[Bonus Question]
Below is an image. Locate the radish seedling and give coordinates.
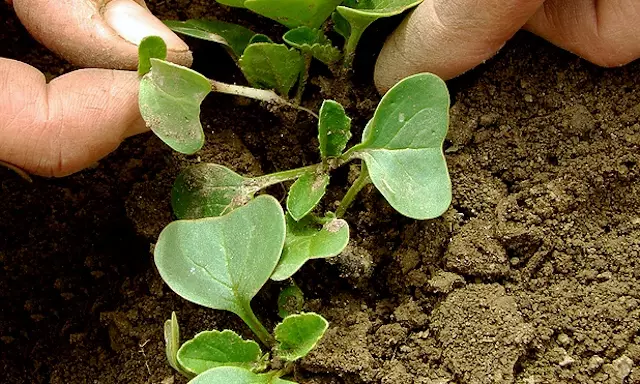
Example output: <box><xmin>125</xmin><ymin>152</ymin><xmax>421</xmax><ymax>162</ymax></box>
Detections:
<box><xmin>151</xmin><ymin>71</ymin><xmax>451</xmax><ymax>383</ymax></box>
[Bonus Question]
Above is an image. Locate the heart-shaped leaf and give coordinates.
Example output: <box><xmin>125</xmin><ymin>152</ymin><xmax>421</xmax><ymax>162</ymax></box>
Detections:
<box><xmin>177</xmin><ymin>330</ymin><xmax>262</xmax><ymax>375</ymax></box>
<box><xmin>138</xmin><ymin>36</ymin><xmax>167</xmax><ymax>76</ymax></box>
<box><xmin>165</xmin><ymin>19</ymin><xmax>256</xmax><ymax>57</ymax></box>
<box><xmin>240</xmin><ymin>43</ymin><xmax>305</xmax><ymax>96</ymax></box>
<box><xmin>350</xmin><ymin>73</ymin><xmax>451</xmax><ymax>219</ymax></box>
<box><xmin>172</xmin><ymin>163</ymin><xmax>257</xmax><ymax>219</ymax></box>
<box><xmin>244</xmin><ymin>0</ymin><xmax>342</xmax><ymax>29</ymax></box>
<box><xmin>271</xmin><ymin>214</ymin><xmax>349</xmax><ymax>281</ymax></box>
<box><xmin>155</xmin><ymin>195</ymin><xmax>286</xmax><ymax>323</ymax></box>
<box><xmin>318</xmin><ymin>100</ymin><xmax>351</xmax><ymax>158</ymax></box>
<box><xmin>275</xmin><ymin>313</ymin><xmax>328</xmax><ymax>361</ymax></box>
<box><xmin>188</xmin><ymin>367</ymin><xmax>297</xmax><ymax>384</ymax></box>
<box><xmin>286</xmin><ymin>172</ymin><xmax>330</xmax><ymax>221</ymax></box>
<box><xmin>283</xmin><ymin>27</ymin><xmax>341</xmax><ymax>65</ymax></box>
<box><xmin>337</xmin><ymin>0</ymin><xmax>423</xmax><ymax>66</ymax></box>
<box><xmin>139</xmin><ymin>59</ymin><xmax>211</xmax><ymax>154</ymax></box>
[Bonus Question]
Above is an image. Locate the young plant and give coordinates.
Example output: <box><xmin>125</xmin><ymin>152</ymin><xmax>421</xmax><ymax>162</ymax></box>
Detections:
<box><xmin>156</xmin><ymin>196</ymin><xmax>329</xmax><ymax>383</ymax></box>
<box><xmin>152</xmin><ymin>72</ymin><xmax>451</xmax><ymax>383</ymax></box>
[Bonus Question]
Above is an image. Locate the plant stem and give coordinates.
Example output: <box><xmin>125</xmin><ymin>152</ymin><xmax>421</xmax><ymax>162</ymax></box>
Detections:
<box><xmin>336</xmin><ymin>163</ymin><xmax>370</xmax><ymax>218</ymax></box>
<box><xmin>342</xmin><ymin>27</ymin><xmax>365</xmax><ymax>69</ymax></box>
<box><xmin>238</xmin><ymin>302</ymin><xmax>275</xmax><ymax>348</ymax></box>
<box><xmin>250</xmin><ymin>164</ymin><xmax>321</xmax><ymax>189</ymax></box>
<box><xmin>295</xmin><ymin>52</ymin><xmax>313</xmax><ymax>105</ymax></box>
<box><xmin>210</xmin><ymin>79</ymin><xmax>318</xmax><ymax>118</ymax></box>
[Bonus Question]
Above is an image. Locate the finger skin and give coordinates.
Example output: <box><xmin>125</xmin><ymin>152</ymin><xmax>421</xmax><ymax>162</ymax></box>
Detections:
<box><xmin>525</xmin><ymin>0</ymin><xmax>640</xmax><ymax>67</ymax></box>
<box><xmin>12</xmin><ymin>0</ymin><xmax>192</xmax><ymax>69</ymax></box>
<box><xmin>0</xmin><ymin>58</ymin><xmax>147</xmax><ymax>177</ymax></box>
<box><xmin>375</xmin><ymin>0</ymin><xmax>544</xmax><ymax>92</ymax></box>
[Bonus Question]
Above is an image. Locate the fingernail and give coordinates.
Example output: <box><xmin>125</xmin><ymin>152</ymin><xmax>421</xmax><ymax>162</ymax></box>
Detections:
<box><xmin>103</xmin><ymin>0</ymin><xmax>189</xmax><ymax>51</ymax></box>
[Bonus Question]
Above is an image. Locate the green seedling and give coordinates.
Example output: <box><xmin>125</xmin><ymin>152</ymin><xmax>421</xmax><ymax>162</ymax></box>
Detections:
<box><xmin>151</xmin><ymin>64</ymin><xmax>451</xmax><ymax>383</ymax></box>
<box><xmin>240</xmin><ymin>43</ymin><xmax>306</xmax><ymax>96</ymax></box>
<box><xmin>155</xmin><ymin>197</ymin><xmax>329</xmax><ymax>383</ymax></box>
<box><xmin>336</xmin><ymin>0</ymin><xmax>424</xmax><ymax>67</ymax></box>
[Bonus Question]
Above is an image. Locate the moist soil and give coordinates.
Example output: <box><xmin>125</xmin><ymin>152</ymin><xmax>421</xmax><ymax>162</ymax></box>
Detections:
<box><xmin>2</xmin><ymin>2</ymin><xmax>640</xmax><ymax>384</ymax></box>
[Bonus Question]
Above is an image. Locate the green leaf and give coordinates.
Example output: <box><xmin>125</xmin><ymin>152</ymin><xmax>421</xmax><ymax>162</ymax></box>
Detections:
<box><xmin>240</xmin><ymin>43</ymin><xmax>305</xmax><ymax>96</ymax></box>
<box><xmin>164</xmin><ymin>19</ymin><xmax>255</xmax><ymax>57</ymax></box>
<box><xmin>337</xmin><ymin>0</ymin><xmax>423</xmax><ymax>65</ymax></box>
<box><xmin>213</xmin><ymin>0</ymin><xmax>246</xmax><ymax>8</ymax></box>
<box><xmin>188</xmin><ymin>367</ymin><xmax>297</xmax><ymax>384</ymax></box>
<box><xmin>283</xmin><ymin>27</ymin><xmax>341</xmax><ymax>65</ymax></box>
<box><xmin>177</xmin><ymin>330</ymin><xmax>262</xmax><ymax>375</ymax></box>
<box><xmin>249</xmin><ymin>34</ymin><xmax>273</xmax><ymax>44</ymax></box>
<box><xmin>244</xmin><ymin>0</ymin><xmax>342</xmax><ymax>29</ymax></box>
<box><xmin>318</xmin><ymin>100</ymin><xmax>351</xmax><ymax>158</ymax></box>
<box><xmin>139</xmin><ymin>59</ymin><xmax>211</xmax><ymax>154</ymax></box>
<box><xmin>271</xmin><ymin>214</ymin><xmax>349</xmax><ymax>281</ymax></box>
<box><xmin>278</xmin><ymin>284</ymin><xmax>304</xmax><ymax>318</ymax></box>
<box><xmin>155</xmin><ymin>195</ymin><xmax>286</xmax><ymax>322</ymax></box>
<box><xmin>286</xmin><ymin>172</ymin><xmax>329</xmax><ymax>221</ymax></box>
<box><xmin>275</xmin><ymin>313</ymin><xmax>328</xmax><ymax>361</ymax></box>
<box><xmin>138</xmin><ymin>36</ymin><xmax>167</xmax><ymax>76</ymax></box>
<box><xmin>171</xmin><ymin>163</ymin><xmax>256</xmax><ymax>219</ymax></box>
<box><xmin>331</xmin><ymin>11</ymin><xmax>350</xmax><ymax>39</ymax></box>
<box><xmin>350</xmin><ymin>73</ymin><xmax>451</xmax><ymax>219</ymax></box>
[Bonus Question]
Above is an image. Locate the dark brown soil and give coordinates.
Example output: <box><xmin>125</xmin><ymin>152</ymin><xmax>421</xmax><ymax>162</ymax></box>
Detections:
<box><xmin>2</xmin><ymin>2</ymin><xmax>640</xmax><ymax>384</ymax></box>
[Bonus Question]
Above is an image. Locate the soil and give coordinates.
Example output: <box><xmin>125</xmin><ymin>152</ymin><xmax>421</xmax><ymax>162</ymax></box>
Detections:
<box><xmin>2</xmin><ymin>1</ymin><xmax>640</xmax><ymax>384</ymax></box>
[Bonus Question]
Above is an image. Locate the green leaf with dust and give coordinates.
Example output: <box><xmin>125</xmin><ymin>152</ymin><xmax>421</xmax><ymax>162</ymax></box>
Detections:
<box><xmin>275</xmin><ymin>313</ymin><xmax>328</xmax><ymax>361</ymax></box>
<box><xmin>138</xmin><ymin>36</ymin><xmax>167</xmax><ymax>76</ymax></box>
<box><xmin>164</xmin><ymin>312</ymin><xmax>192</xmax><ymax>378</ymax></box>
<box><xmin>155</xmin><ymin>196</ymin><xmax>286</xmax><ymax>324</ymax></box>
<box><xmin>337</xmin><ymin>0</ymin><xmax>423</xmax><ymax>65</ymax></box>
<box><xmin>286</xmin><ymin>172</ymin><xmax>330</xmax><ymax>221</ymax></box>
<box><xmin>350</xmin><ymin>73</ymin><xmax>451</xmax><ymax>220</ymax></box>
<box><xmin>283</xmin><ymin>27</ymin><xmax>341</xmax><ymax>65</ymax></box>
<box><xmin>164</xmin><ymin>19</ymin><xmax>255</xmax><ymax>57</ymax></box>
<box><xmin>188</xmin><ymin>366</ymin><xmax>297</xmax><ymax>384</ymax></box>
<box><xmin>177</xmin><ymin>330</ymin><xmax>262</xmax><ymax>375</ymax></box>
<box><xmin>318</xmin><ymin>100</ymin><xmax>351</xmax><ymax>158</ymax></box>
<box><xmin>245</xmin><ymin>0</ymin><xmax>342</xmax><ymax>29</ymax></box>
<box><xmin>172</xmin><ymin>163</ymin><xmax>256</xmax><ymax>219</ymax></box>
<box><xmin>271</xmin><ymin>214</ymin><xmax>349</xmax><ymax>281</ymax></box>
<box><xmin>278</xmin><ymin>284</ymin><xmax>304</xmax><ymax>318</ymax></box>
<box><xmin>240</xmin><ymin>43</ymin><xmax>305</xmax><ymax>96</ymax></box>
<box><xmin>139</xmin><ymin>59</ymin><xmax>210</xmax><ymax>154</ymax></box>
<box><xmin>213</xmin><ymin>0</ymin><xmax>246</xmax><ymax>8</ymax></box>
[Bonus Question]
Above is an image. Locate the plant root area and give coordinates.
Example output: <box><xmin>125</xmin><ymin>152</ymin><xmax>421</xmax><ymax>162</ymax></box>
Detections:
<box><xmin>2</xmin><ymin>2</ymin><xmax>640</xmax><ymax>384</ymax></box>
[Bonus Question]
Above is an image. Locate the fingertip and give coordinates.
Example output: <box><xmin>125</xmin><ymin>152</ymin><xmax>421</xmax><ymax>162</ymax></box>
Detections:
<box><xmin>375</xmin><ymin>0</ymin><xmax>544</xmax><ymax>92</ymax></box>
<box><xmin>13</xmin><ymin>0</ymin><xmax>192</xmax><ymax>70</ymax></box>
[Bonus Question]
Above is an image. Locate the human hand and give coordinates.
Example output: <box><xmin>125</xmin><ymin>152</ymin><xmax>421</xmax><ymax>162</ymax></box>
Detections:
<box><xmin>375</xmin><ymin>0</ymin><xmax>640</xmax><ymax>92</ymax></box>
<box><xmin>1</xmin><ymin>0</ymin><xmax>191</xmax><ymax>177</ymax></box>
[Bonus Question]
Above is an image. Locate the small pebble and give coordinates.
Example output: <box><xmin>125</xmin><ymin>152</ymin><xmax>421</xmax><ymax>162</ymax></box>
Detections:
<box><xmin>587</xmin><ymin>355</ymin><xmax>604</xmax><ymax>372</ymax></box>
<box><xmin>559</xmin><ymin>355</ymin><xmax>575</xmax><ymax>367</ymax></box>
<box><xmin>612</xmin><ymin>355</ymin><xmax>633</xmax><ymax>380</ymax></box>
<box><xmin>557</xmin><ymin>333</ymin><xmax>572</xmax><ymax>346</ymax></box>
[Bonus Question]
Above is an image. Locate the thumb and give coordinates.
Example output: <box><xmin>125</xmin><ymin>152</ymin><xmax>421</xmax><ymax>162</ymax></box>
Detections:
<box><xmin>374</xmin><ymin>0</ymin><xmax>544</xmax><ymax>92</ymax></box>
<box><xmin>12</xmin><ymin>0</ymin><xmax>192</xmax><ymax>69</ymax></box>
<box><xmin>0</xmin><ymin>59</ymin><xmax>146</xmax><ymax>177</ymax></box>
